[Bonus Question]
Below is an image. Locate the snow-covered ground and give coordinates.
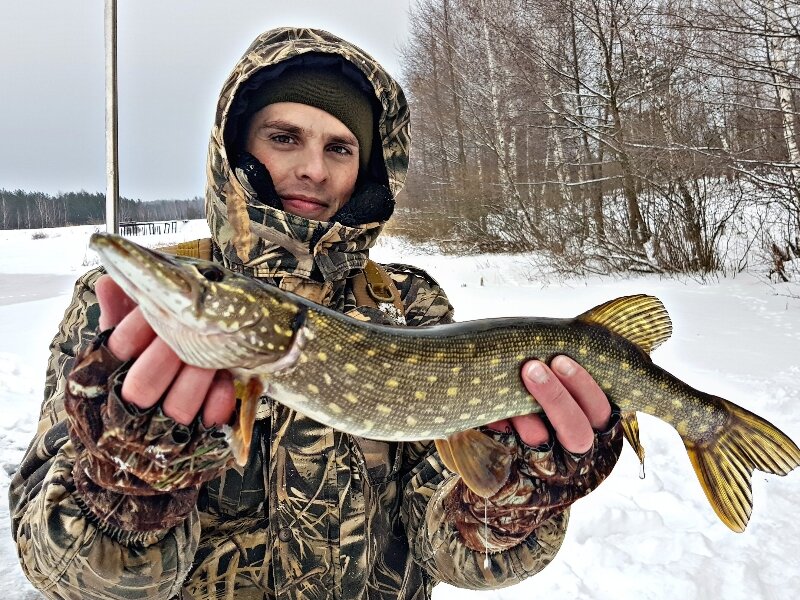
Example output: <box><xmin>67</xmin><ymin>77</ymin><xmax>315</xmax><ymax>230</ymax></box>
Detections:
<box><xmin>1</xmin><ymin>222</ymin><xmax>798</xmax><ymax>599</ymax></box>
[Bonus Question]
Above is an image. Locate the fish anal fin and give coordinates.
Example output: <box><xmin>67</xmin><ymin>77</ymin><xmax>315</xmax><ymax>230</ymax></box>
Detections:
<box><xmin>438</xmin><ymin>429</ymin><xmax>514</xmax><ymax>498</ymax></box>
<box><xmin>229</xmin><ymin>376</ymin><xmax>263</xmax><ymax>466</ymax></box>
<box><xmin>621</xmin><ymin>411</ymin><xmax>646</xmax><ymax>468</ymax></box>
<box><xmin>684</xmin><ymin>397</ymin><xmax>800</xmax><ymax>532</ymax></box>
<box><xmin>577</xmin><ymin>295</ymin><xmax>673</xmax><ymax>354</ymax></box>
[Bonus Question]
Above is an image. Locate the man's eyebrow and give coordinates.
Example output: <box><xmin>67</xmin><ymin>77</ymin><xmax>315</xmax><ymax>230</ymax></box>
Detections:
<box><xmin>328</xmin><ymin>133</ymin><xmax>358</xmax><ymax>147</ymax></box>
<box><xmin>261</xmin><ymin>120</ymin><xmax>304</xmax><ymax>135</ymax></box>
<box><xmin>259</xmin><ymin>119</ymin><xmax>358</xmax><ymax>147</ymax></box>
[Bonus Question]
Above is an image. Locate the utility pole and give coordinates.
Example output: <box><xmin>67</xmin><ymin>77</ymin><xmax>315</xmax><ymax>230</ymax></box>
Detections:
<box><xmin>105</xmin><ymin>0</ymin><xmax>119</xmax><ymax>233</ymax></box>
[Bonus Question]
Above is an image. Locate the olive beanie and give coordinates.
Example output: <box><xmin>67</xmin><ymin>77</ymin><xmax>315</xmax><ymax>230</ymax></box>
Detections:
<box><xmin>245</xmin><ymin>66</ymin><xmax>374</xmax><ymax>169</ymax></box>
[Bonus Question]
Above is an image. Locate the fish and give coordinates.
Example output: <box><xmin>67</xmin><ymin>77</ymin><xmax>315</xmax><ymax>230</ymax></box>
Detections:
<box><xmin>88</xmin><ymin>232</ymin><xmax>800</xmax><ymax>533</ymax></box>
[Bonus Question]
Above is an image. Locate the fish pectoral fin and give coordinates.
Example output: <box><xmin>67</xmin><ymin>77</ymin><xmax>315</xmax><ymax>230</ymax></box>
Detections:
<box><xmin>577</xmin><ymin>295</ymin><xmax>672</xmax><ymax>354</ymax></box>
<box><xmin>621</xmin><ymin>411</ymin><xmax>646</xmax><ymax>471</ymax></box>
<box><xmin>686</xmin><ymin>397</ymin><xmax>800</xmax><ymax>533</ymax></box>
<box><xmin>229</xmin><ymin>376</ymin><xmax>264</xmax><ymax>466</ymax></box>
<box><xmin>436</xmin><ymin>430</ymin><xmax>514</xmax><ymax>498</ymax></box>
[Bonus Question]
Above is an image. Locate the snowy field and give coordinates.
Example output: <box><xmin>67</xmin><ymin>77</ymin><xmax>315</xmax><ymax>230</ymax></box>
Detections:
<box><xmin>1</xmin><ymin>221</ymin><xmax>799</xmax><ymax>599</ymax></box>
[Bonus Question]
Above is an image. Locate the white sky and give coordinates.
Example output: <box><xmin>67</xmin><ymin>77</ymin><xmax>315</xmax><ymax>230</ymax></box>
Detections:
<box><xmin>0</xmin><ymin>0</ymin><xmax>413</xmax><ymax>201</ymax></box>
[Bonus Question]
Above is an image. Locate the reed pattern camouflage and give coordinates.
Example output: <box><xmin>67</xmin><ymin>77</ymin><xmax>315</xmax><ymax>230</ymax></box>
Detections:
<box><xmin>9</xmin><ymin>27</ymin><xmax>622</xmax><ymax>600</ymax></box>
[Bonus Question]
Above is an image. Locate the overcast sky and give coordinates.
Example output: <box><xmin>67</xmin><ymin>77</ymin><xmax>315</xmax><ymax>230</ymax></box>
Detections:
<box><xmin>1</xmin><ymin>0</ymin><xmax>413</xmax><ymax>201</ymax></box>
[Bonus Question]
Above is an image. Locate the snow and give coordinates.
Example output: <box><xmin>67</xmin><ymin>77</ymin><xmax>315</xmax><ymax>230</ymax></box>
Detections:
<box><xmin>1</xmin><ymin>222</ymin><xmax>799</xmax><ymax>599</ymax></box>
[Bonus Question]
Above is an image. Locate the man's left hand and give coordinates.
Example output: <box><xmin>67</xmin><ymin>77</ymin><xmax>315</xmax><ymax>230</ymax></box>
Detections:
<box><xmin>486</xmin><ymin>355</ymin><xmax>611</xmax><ymax>454</ymax></box>
<box><xmin>451</xmin><ymin>355</ymin><xmax>621</xmax><ymax>553</ymax></box>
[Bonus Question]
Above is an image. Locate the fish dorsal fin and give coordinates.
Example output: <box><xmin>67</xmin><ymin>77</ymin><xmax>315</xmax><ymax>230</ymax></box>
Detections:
<box><xmin>577</xmin><ymin>295</ymin><xmax>673</xmax><ymax>354</ymax></box>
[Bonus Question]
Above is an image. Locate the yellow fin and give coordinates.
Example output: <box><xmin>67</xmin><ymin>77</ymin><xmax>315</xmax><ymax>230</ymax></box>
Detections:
<box><xmin>229</xmin><ymin>377</ymin><xmax>263</xmax><ymax>466</ymax></box>
<box><xmin>437</xmin><ymin>430</ymin><xmax>514</xmax><ymax>497</ymax></box>
<box><xmin>621</xmin><ymin>411</ymin><xmax>646</xmax><ymax>477</ymax></box>
<box><xmin>577</xmin><ymin>294</ymin><xmax>672</xmax><ymax>354</ymax></box>
<box><xmin>435</xmin><ymin>438</ymin><xmax>460</xmax><ymax>474</ymax></box>
<box><xmin>685</xmin><ymin>397</ymin><xmax>800</xmax><ymax>532</ymax></box>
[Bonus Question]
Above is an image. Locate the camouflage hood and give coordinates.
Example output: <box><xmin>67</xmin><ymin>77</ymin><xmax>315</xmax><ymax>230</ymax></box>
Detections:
<box><xmin>205</xmin><ymin>27</ymin><xmax>410</xmax><ymax>284</ymax></box>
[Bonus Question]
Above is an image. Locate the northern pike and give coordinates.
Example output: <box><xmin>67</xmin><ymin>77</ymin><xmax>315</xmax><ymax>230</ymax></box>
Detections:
<box><xmin>89</xmin><ymin>232</ymin><xmax>800</xmax><ymax>532</ymax></box>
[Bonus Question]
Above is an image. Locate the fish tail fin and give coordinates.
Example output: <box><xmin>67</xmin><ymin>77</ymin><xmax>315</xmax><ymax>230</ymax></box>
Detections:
<box><xmin>685</xmin><ymin>397</ymin><xmax>800</xmax><ymax>532</ymax></box>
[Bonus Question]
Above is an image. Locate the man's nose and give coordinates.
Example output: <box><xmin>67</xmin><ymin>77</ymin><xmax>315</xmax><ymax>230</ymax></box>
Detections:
<box><xmin>295</xmin><ymin>147</ymin><xmax>328</xmax><ymax>183</ymax></box>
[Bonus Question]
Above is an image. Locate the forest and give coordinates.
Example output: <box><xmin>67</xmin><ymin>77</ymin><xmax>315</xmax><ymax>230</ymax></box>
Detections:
<box><xmin>395</xmin><ymin>0</ymin><xmax>800</xmax><ymax>276</ymax></box>
<box><xmin>0</xmin><ymin>189</ymin><xmax>204</xmax><ymax>230</ymax></box>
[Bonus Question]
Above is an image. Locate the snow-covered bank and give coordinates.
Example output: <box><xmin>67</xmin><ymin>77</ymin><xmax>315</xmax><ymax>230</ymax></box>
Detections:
<box><xmin>1</xmin><ymin>223</ymin><xmax>798</xmax><ymax>599</ymax></box>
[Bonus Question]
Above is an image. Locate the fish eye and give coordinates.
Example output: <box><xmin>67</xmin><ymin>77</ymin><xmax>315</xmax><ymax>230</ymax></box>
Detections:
<box><xmin>198</xmin><ymin>265</ymin><xmax>225</xmax><ymax>282</ymax></box>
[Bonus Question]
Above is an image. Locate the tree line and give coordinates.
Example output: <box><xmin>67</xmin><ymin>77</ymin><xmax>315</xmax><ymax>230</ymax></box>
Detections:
<box><xmin>397</xmin><ymin>0</ymin><xmax>800</xmax><ymax>275</ymax></box>
<box><xmin>0</xmin><ymin>189</ymin><xmax>204</xmax><ymax>230</ymax></box>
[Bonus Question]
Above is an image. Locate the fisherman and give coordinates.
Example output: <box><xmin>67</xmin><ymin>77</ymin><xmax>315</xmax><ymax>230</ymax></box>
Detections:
<box><xmin>10</xmin><ymin>27</ymin><xmax>623</xmax><ymax>599</ymax></box>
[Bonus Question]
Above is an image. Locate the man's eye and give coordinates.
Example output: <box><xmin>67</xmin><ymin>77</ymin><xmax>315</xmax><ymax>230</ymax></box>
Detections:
<box><xmin>271</xmin><ymin>134</ymin><xmax>294</xmax><ymax>144</ymax></box>
<box><xmin>329</xmin><ymin>145</ymin><xmax>353</xmax><ymax>155</ymax></box>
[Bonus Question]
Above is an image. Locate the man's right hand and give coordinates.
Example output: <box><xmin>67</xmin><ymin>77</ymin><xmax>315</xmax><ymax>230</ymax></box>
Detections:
<box><xmin>95</xmin><ymin>274</ymin><xmax>236</xmax><ymax>428</ymax></box>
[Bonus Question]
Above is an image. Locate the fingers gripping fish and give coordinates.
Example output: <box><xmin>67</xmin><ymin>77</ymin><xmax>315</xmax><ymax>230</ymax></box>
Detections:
<box><xmin>89</xmin><ymin>233</ymin><xmax>800</xmax><ymax>533</ymax></box>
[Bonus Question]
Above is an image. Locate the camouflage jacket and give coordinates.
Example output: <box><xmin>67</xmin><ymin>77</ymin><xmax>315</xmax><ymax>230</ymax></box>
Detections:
<box><xmin>9</xmin><ymin>27</ymin><xmax>621</xmax><ymax>600</ymax></box>
<box><xmin>9</xmin><ymin>259</ymin><xmax>586</xmax><ymax>600</ymax></box>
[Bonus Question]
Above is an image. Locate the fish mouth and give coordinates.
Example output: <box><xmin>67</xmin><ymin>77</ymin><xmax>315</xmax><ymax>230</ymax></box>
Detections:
<box><xmin>89</xmin><ymin>232</ymin><xmax>197</xmax><ymax>322</ymax></box>
<box><xmin>88</xmin><ymin>233</ymin><xmax>279</xmax><ymax>370</ymax></box>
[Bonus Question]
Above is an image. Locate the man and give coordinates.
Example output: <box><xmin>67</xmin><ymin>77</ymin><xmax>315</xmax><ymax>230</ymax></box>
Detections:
<box><xmin>10</xmin><ymin>27</ymin><xmax>622</xmax><ymax>599</ymax></box>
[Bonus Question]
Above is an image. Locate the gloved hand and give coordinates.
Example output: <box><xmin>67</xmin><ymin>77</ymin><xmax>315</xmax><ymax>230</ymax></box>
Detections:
<box><xmin>65</xmin><ymin>330</ymin><xmax>236</xmax><ymax>532</ymax></box>
<box><xmin>445</xmin><ymin>407</ymin><xmax>623</xmax><ymax>552</ymax></box>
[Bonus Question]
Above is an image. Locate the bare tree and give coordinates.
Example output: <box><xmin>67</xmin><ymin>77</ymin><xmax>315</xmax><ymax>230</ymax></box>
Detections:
<box><xmin>397</xmin><ymin>0</ymin><xmax>798</xmax><ymax>276</ymax></box>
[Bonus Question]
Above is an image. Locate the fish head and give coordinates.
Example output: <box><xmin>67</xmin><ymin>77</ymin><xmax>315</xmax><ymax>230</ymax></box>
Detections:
<box><xmin>89</xmin><ymin>233</ymin><xmax>302</xmax><ymax>370</ymax></box>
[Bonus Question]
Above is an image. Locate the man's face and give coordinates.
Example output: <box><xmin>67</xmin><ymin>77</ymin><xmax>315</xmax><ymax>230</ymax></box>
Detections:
<box><xmin>245</xmin><ymin>102</ymin><xmax>360</xmax><ymax>222</ymax></box>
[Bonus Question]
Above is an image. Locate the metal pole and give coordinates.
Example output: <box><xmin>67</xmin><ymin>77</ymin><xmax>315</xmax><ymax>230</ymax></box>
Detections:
<box><xmin>105</xmin><ymin>0</ymin><xmax>119</xmax><ymax>233</ymax></box>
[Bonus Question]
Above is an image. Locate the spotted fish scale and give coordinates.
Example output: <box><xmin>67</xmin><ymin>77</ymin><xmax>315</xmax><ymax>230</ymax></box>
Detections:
<box><xmin>273</xmin><ymin>312</ymin><xmax>720</xmax><ymax>442</ymax></box>
<box><xmin>89</xmin><ymin>233</ymin><xmax>800</xmax><ymax>533</ymax></box>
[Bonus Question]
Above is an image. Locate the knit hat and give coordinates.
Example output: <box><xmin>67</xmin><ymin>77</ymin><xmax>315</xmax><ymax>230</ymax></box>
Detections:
<box><xmin>244</xmin><ymin>66</ymin><xmax>375</xmax><ymax>169</ymax></box>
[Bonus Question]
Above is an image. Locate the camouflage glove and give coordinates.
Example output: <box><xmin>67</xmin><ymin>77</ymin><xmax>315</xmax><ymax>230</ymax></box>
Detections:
<box><xmin>64</xmin><ymin>330</ymin><xmax>235</xmax><ymax>532</ymax></box>
<box><xmin>445</xmin><ymin>405</ymin><xmax>623</xmax><ymax>552</ymax></box>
